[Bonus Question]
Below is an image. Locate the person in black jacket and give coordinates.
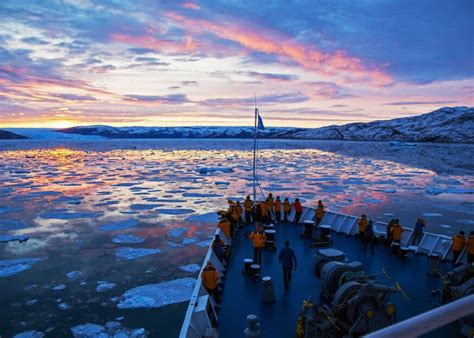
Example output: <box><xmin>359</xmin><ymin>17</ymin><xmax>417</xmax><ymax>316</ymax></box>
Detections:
<box><xmin>278</xmin><ymin>240</ymin><xmax>297</xmax><ymax>290</ymax></box>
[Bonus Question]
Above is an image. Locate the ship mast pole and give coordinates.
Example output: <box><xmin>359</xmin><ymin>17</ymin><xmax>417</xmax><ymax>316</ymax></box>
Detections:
<box><xmin>252</xmin><ymin>95</ymin><xmax>257</xmax><ymax>202</ymax></box>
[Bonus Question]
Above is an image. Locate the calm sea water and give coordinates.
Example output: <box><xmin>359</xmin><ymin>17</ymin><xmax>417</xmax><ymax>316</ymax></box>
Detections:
<box><xmin>0</xmin><ymin>139</ymin><xmax>473</xmax><ymax>337</ymax></box>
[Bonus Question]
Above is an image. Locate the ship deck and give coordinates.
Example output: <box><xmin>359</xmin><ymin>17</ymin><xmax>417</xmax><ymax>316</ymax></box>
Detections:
<box><xmin>217</xmin><ymin>221</ymin><xmax>460</xmax><ymax>338</ymax></box>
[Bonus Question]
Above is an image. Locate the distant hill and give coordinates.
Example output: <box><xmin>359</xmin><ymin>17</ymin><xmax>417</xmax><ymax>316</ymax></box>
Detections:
<box><xmin>58</xmin><ymin>106</ymin><xmax>473</xmax><ymax>143</ymax></box>
<box><xmin>0</xmin><ymin>129</ymin><xmax>28</xmax><ymax>140</ymax></box>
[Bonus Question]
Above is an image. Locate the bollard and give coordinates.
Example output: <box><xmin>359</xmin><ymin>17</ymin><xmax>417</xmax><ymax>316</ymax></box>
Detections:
<box><xmin>427</xmin><ymin>254</ymin><xmax>440</xmax><ymax>276</ymax></box>
<box><xmin>320</xmin><ymin>225</ymin><xmax>331</xmax><ymax>241</ymax></box>
<box><xmin>244</xmin><ymin>258</ymin><xmax>253</xmax><ymax>275</ymax></box>
<box><xmin>244</xmin><ymin>314</ymin><xmax>260</xmax><ymax>338</ymax></box>
<box><xmin>303</xmin><ymin>220</ymin><xmax>314</xmax><ymax>239</ymax></box>
<box><xmin>265</xmin><ymin>229</ymin><xmax>276</xmax><ymax>249</ymax></box>
<box><xmin>261</xmin><ymin>276</ymin><xmax>276</xmax><ymax>303</ymax></box>
<box><xmin>250</xmin><ymin>264</ymin><xmax>260</xmax><ymax>279</ymax></box>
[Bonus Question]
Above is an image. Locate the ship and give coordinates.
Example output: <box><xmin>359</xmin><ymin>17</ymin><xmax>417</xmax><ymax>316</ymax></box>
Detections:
<box><xmin>178</xmin><ymin>104</ymin><xmax>474</xmax><ymax>338</ymax></box>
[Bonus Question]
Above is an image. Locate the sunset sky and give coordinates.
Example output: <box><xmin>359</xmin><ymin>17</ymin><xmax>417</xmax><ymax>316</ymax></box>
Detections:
<box><xmin>0</xmin><ymin>0</ymin><xmax>473</xmax><ymax>128</ymax></box>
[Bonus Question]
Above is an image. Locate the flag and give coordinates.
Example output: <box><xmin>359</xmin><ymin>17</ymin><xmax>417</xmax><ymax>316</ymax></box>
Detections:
<box><xmin>257</xmin><ymin>113</ymin><xmax>265</xmax><ymax>130</ymax></box>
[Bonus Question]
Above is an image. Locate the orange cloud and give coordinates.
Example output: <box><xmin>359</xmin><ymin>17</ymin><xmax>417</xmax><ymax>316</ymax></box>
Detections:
<box><xmin>182</xmin><ymin>2</ymin><xmax>200</xmax><ymax>10</ymax></box>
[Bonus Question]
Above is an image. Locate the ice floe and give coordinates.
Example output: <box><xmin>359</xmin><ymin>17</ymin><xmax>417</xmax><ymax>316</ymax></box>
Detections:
<box><xmin>52</xmin><ymin>284</ymin><xmax>66</xmax><ymax>291</ymax></box>
<box><xmin>422</xmin><ymin>213</ymin><xmax>443</xmax><ymax>217</ymax></box>
<box><xmin>158</xmin><ymin>208</ymin><xmax>195</xmax><ymax>215</ymax></box>
<box><xmin>168</xmin><ymin>228</ymin><xmax>188</xmax><ymax>237</ymax></box>
<box><xmin>66</xmin><ymin>271</ymin><xmax>82</xmax><ymax>279</ymax></box>
<box><xmin>13</xmin><ymin>330</ymin><xmax>45</xmax><ymax>338</ymax></box>
<box><xmin>58</xmin><ymin>302</ymin><xmax>71</xmax><ymax>310</ymax></box>
<box><xmin>196</xmin><ymin>167</ymin><xmax>233</xmax><ymax>174</ymax></box>
<box><xmin>182</xmin><ymin>192</ymin><xmax>222</xmax><ymax>198</ymax></box>
<box><xmin>39</xmin><ymin>211</ymin><xmax>103</xmax><ymax>220</ymax></box>
<box><xmin>130</xmin><ymin>203</ymin><xmax>161</xmax><ymax>210</ymax></box>
<box><xmin>96</xmin><ymin>281</ymin><xmax>117</xmax><ymax>292</ymax></box>
<box><xmin>185</xmin><ymin>212</ymin><xmax>219</xmax><ymax>223</ymax></box>
<box><xmin>117</xmin><ymin>277</ymin><xmax>196</xmax><ymax>309</ymax></box>
<box><xmin>115</xmin><ymin>247</ymin><xmax>161</xmax><ymax>260</ymax></box>
<box><xmin>97</xmin><ymin>219</ymin><xmax>139</xmax><ymax>232</ymax></box>
<box><xmin>178</xmin><ymin>264</ymin><xmax>201</xmax><ymax>273</ymax></box>
<box><xmin>71</xmin><ymin>322</ymin><xmax>146</xmax><ymax>338</ymax></box>
<box><xmin>0</xmin><ymin>258</ymin><xmax>43</xmax><ymax>277</ymax></box>
<box><xmin>112</xmin><ymin>234</ymin><xmax>145</xmax><ymax>244</ymax></box>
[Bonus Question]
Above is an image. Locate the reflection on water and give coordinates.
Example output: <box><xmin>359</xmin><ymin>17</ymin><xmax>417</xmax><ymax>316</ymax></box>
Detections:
<box><xmin>0</xmin><ymin>139</ymin><xmax>473</xmax><ymax>336</ymax></box>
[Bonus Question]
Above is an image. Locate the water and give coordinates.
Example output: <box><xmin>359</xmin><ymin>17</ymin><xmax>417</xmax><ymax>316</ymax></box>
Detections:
<box><xmin>0</xmin><ymin>139</ymin><xmax>473</xmax><ymax>337</ymax></box>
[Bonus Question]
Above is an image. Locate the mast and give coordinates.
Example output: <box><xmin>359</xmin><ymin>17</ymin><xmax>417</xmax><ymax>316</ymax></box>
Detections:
<box><xmin>252</xmin><ymin>95</ymin><xmax>258</xmax><ymax>202</ymax></box>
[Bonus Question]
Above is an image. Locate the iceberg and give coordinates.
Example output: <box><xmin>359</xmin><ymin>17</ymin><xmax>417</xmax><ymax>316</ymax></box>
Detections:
<box><xmin>117</xmin><ymin>277</ymin><xmax>196</xmax><ymax>309</ymax></box>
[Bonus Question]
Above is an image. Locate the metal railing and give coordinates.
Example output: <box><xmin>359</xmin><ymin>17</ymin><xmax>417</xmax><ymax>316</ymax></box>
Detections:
<box><xmin>365</xmin><ymin>295</ymin><xmax>474</xmax><ymax>338</ymax></box>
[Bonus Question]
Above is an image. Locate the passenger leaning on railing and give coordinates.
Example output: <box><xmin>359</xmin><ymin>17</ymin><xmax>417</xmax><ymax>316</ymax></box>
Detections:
<box><xmin>283</xmin><ymin>198</ymin><xmax>291</xmax><ymax>222</ymax></box>
<box><xmin>390</xmin><ymin>220</ymin><xmax>404</xmax><ymax>256</ymax></box>
<box><xmin>358</xmin><ymin>214</ymin><xmax>368</xmax><ymax>243</ymax></box>
<box><xmin>292</xmin><ymin>198</ymin><xmax>303</xmax><ymax>224</ymax></box>
<box><xmin>466</xmin><ymin>231</ymin><xmax>474</xmax><ymax>264</ymax></box>
<box><xmin>315</xmin><ymin>200</ymin><xmax>325</xmax><ymax>226</ymax></box>
<box><xmin>451</xmin><ymin>231</ymin><xmax>465</xmax><ymax>264</ymax></box>
<box><xmin>274</xmin><ymin>196</ymin><xmax>282</xmax><ymax>223</ymax></box>
<box><xmin>201</xmin><ymin>261</ymin><xmax>220</xmax><ymax>304</ymax></box>
<box><xmin>411</xmin><ymin>218</ymin><xmax>426</xmax><ymax>246</ymax></box>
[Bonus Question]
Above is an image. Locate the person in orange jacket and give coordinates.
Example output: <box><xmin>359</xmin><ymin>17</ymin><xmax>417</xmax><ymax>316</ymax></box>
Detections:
<box><xmin>358</xmin><ymin>214</ymin><xmax>368</xmax><ymax>243</ymax></box>
<box><xmin>243</xmin><ymin>195</ymin><xmax>253</xmax><ymax>225</ymax></box>
<box><xmin>261</xmin><ymin>201</ymin><xmax>270</xmax><ymax>225</ymax></box>
<box><xmin>465</xmin><ymin>231</ymin><xmax>474</xmax><ymax>264</ymax></box>
<box><xmin>292</xmin><ymin>198</ymin><xmax>303</xmax><ymax>224</ymax></box>
<box><xmin>283</xmin><ymin>198</ymin><xmax>291</xmax><ymax>222</ymax></box>
<box><xmin>235</xmin><ymin>201</ymin><xmax>243</xmax><ymax>228</ymax></box>
<box><xmin>315</xmin><ymin>200</ymin><xmax>325</xmax><ymax>226</ymax></box>
<box><xmin>274</xmin><ymin>196</ymin><xmax>282</xmax><ymax>223</ymax></box>
<box><xmin>249</xmin><ymin>225</ymin><xmax>267</xmax><ymax>265</ymax></box>
<box><xmin>217</xmin><ymin>212</ymin><xmax>232</xmax><ymax>238</ymax></box>
<box><xmin>201</xmin><ymin>261</ymin><xmax>220</xmax><ymax>303</ymax></box>
<box><xmin>390</xmin><ymin>220</ymin><xmax>404</xmax><ymax>256</ymax></box>
<box><xmin>451</xmin><ymin>231</ymin><xmax>465</xmax><ymax>264</ymax></box>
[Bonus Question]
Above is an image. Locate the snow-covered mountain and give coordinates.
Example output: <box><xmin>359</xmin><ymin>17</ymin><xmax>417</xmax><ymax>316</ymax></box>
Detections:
<box><xmin>0</xmin><ymin>129</ymin><xmax>28</xmax><ymax>139</ymax></box>
<box><xmin>57</xmin><ymin>106</ymin><xmax>473</xmax><ymax>143</ymax></box>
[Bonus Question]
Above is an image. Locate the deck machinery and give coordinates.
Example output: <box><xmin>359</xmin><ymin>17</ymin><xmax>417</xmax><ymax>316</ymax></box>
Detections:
<box><xmin>297</xmin><ymin>249</ymin><xmax>399</xmax><ymax>337</ymax></box>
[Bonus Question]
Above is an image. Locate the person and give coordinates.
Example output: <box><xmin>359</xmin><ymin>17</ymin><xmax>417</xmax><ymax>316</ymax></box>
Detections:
<box><xmin>217</xmin><ymin>212</ymin><xmax>231</xmax><ymax>238</ymax></box>
<box><xmin>363</xmin><ymin>220</ymin><xmax>375</xmax><ymax>254</ymax></box>
<box><xmin>243</xmin><ymin>195</ymin><xmax>253</xmax><ymax>225</ymax></box>
<box><xmin>466</xmin><ymin>231</ymin><xmax>474</xmax><ymax>264</ymax></box>
<box><xmin>412</xmin><ymin>218</ymin><xmax>426</xmax><ymax>246</ymax></box>
<box><xmin>292</xmin><ymin>198</ymin><xmax>303</xmax><ymax>224</ymax></box>
<box><xmin>451</xmin><ymin>231</ymin><xmax>465</xmax><ymax>264</ymax></box>
<box><xmin>385</xmin><ymin>219</ymin><xmax>396</xmax><ymax>247</ymax></box>
<box><xmin>201</xmin><ymin>261</ymin><xmax>220</xmax><ymax>303</ymax></box>
<box><xmin>266</xmin><ymin>193</ymin><xmax>274</xmax><ymax>213</ymax></box>
<box><xmin>274</xmin><ymin>196</ymin><xmax>282</xmax><ymax>223</ymax></box>
<box><xmin>253</xmin><ymin>203</ymin><xmax>263</xmax><ymax>224</ymax></box>
<box><xmin>261</xmin><ymin>200</ymin><xmax>270</xmax><ymax>225</ymax></box>
<box><xmin>227</xmin><ymin>200</ymin><xmax>237</xmax><ymax>236</ymax></box>
<box><xmin>235</xmin><ymin>201</ymin><xmax>243</xmax><ymax>228</ymax></box>
<box><xmin>390</xmin><ymin>220</ymin><xmax>404</xmax><ymax>256</ymax></box>
<box><xmin>212</xmin><ymin>234</ymin><xmax>226</xmax><ymax>263</ymax></box>
<box><xmin>358</xmin><ymin>214</ymin><xmax>368</xmax><ymax>243</ymax></box>
<box><xmin>249</xmin><ymin>225</ymin><xmax>267</xmax><ymax>265</ymax></box>
<box><xmin>278</xmin><ymin>240</ymin><xmax>297</xmax><ymax>290</ymax></box>
<box><xmin>283</xmin><ymin>198</ymin><xmax>291</xmax><ymax>222</ymax></box>
<box><xmin>315</xmin><ymin>200</ymin><xmax>325</xmax><ymax>226</ymax></box>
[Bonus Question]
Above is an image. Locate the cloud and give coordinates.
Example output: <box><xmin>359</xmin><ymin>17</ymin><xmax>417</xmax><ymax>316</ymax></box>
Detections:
<box><xmin>200</xmin><ymin>92</ymin><xmax>309</xmax><ymax>107</ymax></box>
<box><xmin>385</xmin><ymin>100</ymin><xmax>457</xmax><ymax>106</ymax></box>
<box><xmin>304</xmin><ymin>81</ymin><xmax>355</xmax><ymax>99</ymax></box>
<box><xmin>244</xmin><ymin>71</ymin><xmax>298</xmax><ymax>81</ymax></box>
<box><xmin>127</xmin><ymin>48</ymin><xmax>156</xmax><ymax>54</ymax></box>
<box><xmin>124</xmin><ymin>94</ymin><xmax>190</xmax><ymax>104</ymax></box>
<box><xmin>21</xmin><ymin>37</ymin><xmax>49</xmax><ymax>45</ymax></box>
<box><xmin>51</xmin><ymin>93</ymin><xmax>97</xmax><ymax>101</ymax></box>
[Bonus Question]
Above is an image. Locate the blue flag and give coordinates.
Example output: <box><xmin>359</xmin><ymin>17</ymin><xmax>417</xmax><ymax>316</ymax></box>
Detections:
<box><xmin>257</xmin><ymin>113</ymin><xmax>265</xmax><ymax>130</ymax></box>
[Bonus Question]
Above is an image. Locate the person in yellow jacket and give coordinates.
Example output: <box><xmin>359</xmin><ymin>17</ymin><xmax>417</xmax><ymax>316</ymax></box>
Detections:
<box><xmin>358</xmin><ymin>214</ymin><xmax>368</xmax><ymax>243</ymax></box>
<box><xmin>390</xmin><ymin>221</ymin><xmax>404</xmax><ymax>256</ymax></box>
<box><xmin>315</xmin><ymin>200</ymin><xmax>325</xmax><ymax>226</ymax></box>
<box><xmin>465</xmin><ymin>231</ymin><xmax>474</xmax><ymax>264</ymax></box>
<box><xmin>274</xmin><ymin>196</ymin><xmax>282</xmax><ymax>223</ymax></box>
<box><xmin>249</xmin><ymin>225</ymin><xmax>267</xmax><ymax>265</ymax></box>
<box><xmin>266</xmin><ymin>193</ymin><xmax>274</xmax><ymax>209</ymax></box>
<box><xmin>201</xmin><ymin>261</ymin><xmax>220</xmax><ymax>303</ymax></box>
<box><xmin>243</xmin><ymin>195</ymin><xmax>253</xmax><ymax>225</ymax></box>
<box><xmin>235</xmin><ymin>201</ymin><xmax>243</xmax><ymax>228</ymax></box>
<box><xmin>217</xmin><ymin>212</ymin><xmax>232</xmax><ymax>238</ymax></box>
<box><xmin>283</xmin><ymin>198</ymin><xmax>291</xmax><ymax>222</ymax></box>
<box><xmin>261</xmin><ymin>201</ymin><xmax>270</xmax><ymax>225</ymax></box>
<box><xmin>451</xmin><ymin>231</ymin><xmax>465</xmax><ymax>264</ymax></box>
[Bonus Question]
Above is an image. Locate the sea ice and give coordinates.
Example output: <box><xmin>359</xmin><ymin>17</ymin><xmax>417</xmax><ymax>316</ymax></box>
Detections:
<box><xmin>422</xmin><ymin>213</ymin><xmax>443</xmax><ymax>217</ymax></box>
<box><xmin>457</xmin><ymin>219</ymin><xmax>474</xmax><ymax>225</ymax></box>
<box><xmin>115</xmin><ymin>247</ymin><xmax>162</xmax><ymax>260</ymax></box>
<box><xmin>0</xmin><ymin>258</ymin><xmax>43</xmax><ymax>277</ymax></box>
<box><xmin>97</xmin><ymin>219</ymin><xmax>139</xmax><ymax>232</ymax></box>
<box><xmin>58</xmin><ymin>302</ymin><xmax>71</xmax><ymax>310</ymax></box>
<box><xmin>182</xmin><ymin>238</ymin><xmax>198</xmax><ymax>245</ymax></box>
<box><xmin>39</xmin><ymin>211</ymin><xmax>103</xmax><ymax>220</ymax></box>
<box><xmin>130</xmin><ymin>204</ymin><xmax>161</xmax><ymax>210</ymax></box>
<box><xmin>66</xmin><ymin>271</ymin><xmax>82</xmax><ymax>279</ymax></box>
<box><xmin>52</xmin><ymin>284</ymin><xmax>66</xmax><ymax>291</ymax></box>
<box><xmin>196</xmin><ymin>167</ymin><xmax>233</xmax><ymax>174</ymax></box>
<box><xmin>178</xmin><ymin>264</ymin><xmax>201</xmax><ymax>273</ymax></box>
<box><xmin>117</xmin><ymin>277</ymin><xmax>196</xmax><ymax>309</ymax></box>
<box><xmin>168</xmin><ymin>228</ymin><xmax>188</xmax><ymax>237</ymax></box>
<box><xmin>112</xmin><ymin>234</ymin><xmax>145</xmax><ymax>244</ymax></box>
<box><xmin>13</xmin><ymin>330</ymin><xmax>45</xmax><ymax>338</ymax></box>
<box><xmin>158</xmin><ymin>208</ymin><xmax>195</xmax><ymax>215</ymax></box>
<box><xmin>182</xmin><ymin>193</ymin><xmax>222</xmax><ymax>198</ymax></box>
<box><xmin>96</xmin><ymin>282</ymin><xmax>117</xmax><ymax>292</ymax></box>
<box><xmin>185</xmin><ymin>212</ymin><xmax>219</xmax><ymax>223</ymax></box>
<box><xmin>26</xmin><ymin>299</ymin><xmax>38</xmax><ymax>305</ymax></box>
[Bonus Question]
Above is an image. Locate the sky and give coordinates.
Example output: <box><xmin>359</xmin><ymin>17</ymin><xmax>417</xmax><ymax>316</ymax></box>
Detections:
<box><xmin>0</xmin><ymin>0</ymin><xmax>473</xmax><ymax>128</ymax></box>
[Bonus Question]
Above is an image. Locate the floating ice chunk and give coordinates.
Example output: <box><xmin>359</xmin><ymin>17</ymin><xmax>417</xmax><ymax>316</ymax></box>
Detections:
<box><xmin>167</xmin><ymin>241</ymin><xmax>183</xmax><ymax>248</ymax></box>
<box><xmin>52</xmin><ymin>284</ymin><xmax>66</xmax><ymax>291</ymax></box>
<box><xmin>440</xmin><ymin>224</ymin><xmax>452</xmax><ymax>228</ymax></box>
<box><xmin>70</xmin><ymin>323</ymin><xmax>106</xmax><ymax>337</ymax></box>
<box><xmin>384</xmin><ymin>213</ymin><xmax>395</xmax><ymax>217</ymax></box>
<box><xmin>168</xmin><ymin>228</ymin><xmax>188</xmax><ymax>237</ymax></box>
<box><xmin>0</xmin><ymin>258</ymin><xmax>43</xmax><ymax>277</ymax></box>
<box><xmin>96</xmin><ymin>282</ymin><xmax>117</xmax><ymax>292</ymax></box>
<box><xmin>366</xmin><ymin>198</ymin><xmax>382</xmax><ymax>204</ymax></box>
<box><xmin>117</xmin><ymin>277</ymin><xmax>196</xmax><ymax>309</ymax></box>
<box><xmin>185</xmin><ymin>212</ymin><xmax>219</xmax><ymax>223</ymax></box>
<box><xmin>196</xmin><ymin>167</ymin><xmax>233</xmax><ymax>174</ymax></box>
<box><xmin>26</xmin><ymin>299</ymin><xmax>38</xmax><ymax>305</ymax></box>
<box><xmin>421</xmin><ymin>213</ymin><xmax>443</xmax><ymax>217</ymax></box>
<box><xmin>457</xmin><ymin>219</ymin><xmax>474</xmax><ymax>225</ymax></box>
<box><xmin>130</xmin><ymin>204</ymin><xmax>160</xmax><ymax>210</ymax></box>
<box><xmin>39</xmin><ymin>211</ymin><xmax>103</xmax><ymax>220</ymax></box>
<box><xmin>97</xmin><ymin>219</ymin><xmax>139</xmax><ymax>232</ymax></box>
<box><xmin>182</xmin><ymin>193</ymin><xmax>222</xmax><ymax>198</ymax></box>
<box><xmin>194</xmin><ymin>239</ymin><xmax>212</xmax><ymax>248</ymax></box>
<box><xmin>182</xmin><ymin>238</ymin><xmax>198</xmax><ymax>245</ymax></box>
<box><xmin>58</xmin><ymin>302</ymin><xmax>71</xmax><ymax>310</ymax></box>
<box><xmin>215</xmin><ymin>181</ymin><xmax>230</xmax><ymax>185</ymax></box>
<box><xmin>66</xmin><ymin>271</ymin><xmax>82</xmax><ymax>279</ymax></box>
<box><xmin>112</xmin><ymin>234</ymin><xmax>145</xmax><ymax>244</ymax></box>
<box><xmin>179</xmin><ymin>264</ymin><xmax>201</xmax><ymax>273</ymax></box>
<box><xmin>445</xmin><ymin>187</ymin><xmax>474</xmax><ymax>194</ymax></box>
<box><xmin>113</xmin><ymin>182</ymin><xmax>139</xmax><ymax>187</ymax></box>
<box><xmin>426</xmin><ymin>186</ymin><xmax>445</xmax><ymax>195</ymax></box>
<box><xmin>158</xmin><ymin>208</ymin><xmax>195</xmax><ymax>215</ymax></box>
<box><xmin>115</xmin><ymin>247</ymin><xmax>161</xmax><ymax>260</ymax></box>
<box><xmin>13</xmin><ymin>330</ymin><xmax>45</xmax><ymax>338</ymax></box>
<box><xmin>0</xmin><ymin>234</ymin><xmax>29</xmax><ymax>243</ymax></box>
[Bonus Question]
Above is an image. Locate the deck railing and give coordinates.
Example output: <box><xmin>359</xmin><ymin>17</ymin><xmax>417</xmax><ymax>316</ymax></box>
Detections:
<box><xmin>364</xmin><ymin>294</ymin><xmax>474</xmax><ymax>338</ymax></box>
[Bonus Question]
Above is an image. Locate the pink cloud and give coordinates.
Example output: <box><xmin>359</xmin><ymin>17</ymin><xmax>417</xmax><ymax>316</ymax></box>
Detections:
<box><xmin>182</xmin><ymin>2</ymin><xmax>200</xmax><ymax>10</ymax></box>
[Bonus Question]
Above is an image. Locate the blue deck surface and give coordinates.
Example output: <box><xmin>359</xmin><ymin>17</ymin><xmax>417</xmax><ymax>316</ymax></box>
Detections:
<box><xmin>218</xmin><ymin>221</ymin><xmax>459</xmax><ymax>338</ymax></box>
